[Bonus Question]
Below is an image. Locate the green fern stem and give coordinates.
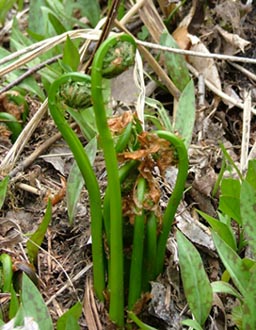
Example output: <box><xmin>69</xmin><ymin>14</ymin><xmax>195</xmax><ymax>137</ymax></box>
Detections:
<box><xmin>48</xmin><ymin>73</ymin><xmax>105</xmax><ymax>301</ymax></box>
<box><xmin>155</xmin><ymin>130</ymin><xmax>189</xmax><ymax>275</ymax></box>
<box><xmin>91</xmin><ymin>34</ymin><xmax>137</xmax><ymax>327</ymax></box>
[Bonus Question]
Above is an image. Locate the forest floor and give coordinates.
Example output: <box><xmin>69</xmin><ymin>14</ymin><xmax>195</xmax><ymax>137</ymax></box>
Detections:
<box><xmin>0</xmin><ymin>1</ymin><xmax>256</xmax><ymax>329</ymax></box>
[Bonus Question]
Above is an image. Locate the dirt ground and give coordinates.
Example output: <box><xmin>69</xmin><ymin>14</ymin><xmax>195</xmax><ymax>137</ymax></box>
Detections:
<box><xmin>0</xmin><ymin>1</ymin><xmax>256</xmax><ymax>329</ymax></box>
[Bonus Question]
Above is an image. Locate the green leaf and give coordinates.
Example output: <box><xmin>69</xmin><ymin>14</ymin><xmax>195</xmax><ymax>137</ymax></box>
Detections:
<box><xmin>48</xmin><ymin>12</ymin><xmax>66</xmax><ymax>35</ymax></box>
<box><xmin>0</xmin><ymin>0</ymin><xmax>16</xmax><ymax>24</ymax></box>
<box><xmin>26</xmin><ymin>200</ymin><xmax>52</xmax><ymax>263</ymax></box>
<box><xmin>145</xmin><ymin>97</ymin><xmax>172</xmax><ymax>132</ymax></box>
<box><xmin>9</xmin><ymin>285</ymin><xmax>20</xmax><ymax>319</ymax></box>
<box><xmin>242</xmin><ymin>265</ymin><xmax>256</xmax><ymax>329</ymax></box>
<box><xmin>22</xmin><ymin>274</ymin><xmax>53</xmax><ymax>330</ymax></box>
<box><xmin>198</xmin><ymin>210</ymin><xmax>236</xmax><ymax>251</ymax></box>
<box><xmin>174</xmin><ymin>79</ymin><xmax>195</xmax><ymax>148</ymax></box>
<box><xmin>64</xmin><ymin>316</ymin><xmax>80</xmax><ymax>330</ymax></box>
<box><xmin>240</xmin><ymin>180</ymin><xmax>256</xmax><ymax>257</ymax></box>
<box><xmin>177</xmin><ymin>231</ymin><xmax>212</xmax><ymax>325</ymax></box>
<box><xmin>231</xmin><ymin>304</ymin><xmax>242</xmax><ymax>329</ymax></box>
<box><xmin>212</xmin><ymin>231</ymin><xmax>250</xmax><ymax>296</ymax></box>
<box><xmin>67</xmin><ymin>137</ymin><xmax>97</xmax><ymax>224</ymax></box>
<box><xmin>211</xmin><ymin>281</ymin><xmax>243</xmax><ymax>300</ymax></box>
<box><xmin>245</xmin><ymin>159</ymin><xmax>256</xmax><ymax>190</ymax></box>
<box><xmin>0</xmin><ymin>253</ymin><xmax>13</xmax><ymax>292</ymax></box>
<box><xmin>19</xmin><ymin>75</ymin><xmax>45</xmax><ymax>101</ymax></box>
<box><xmin>63</xmin><ymin>36</ymin><xmax>80</xmax><ymax>73</ymax></box>
<box><xmin>181</xmin><ymin>319</ymin><xmax>203</xmax><ymax>330</ymax></box>
<box><xmin>160</xmin><ymin>30</ymin><xmax>190</xmax><ymax>92</ymax></box>
<box><xmin>127</xmin><ymin>311</ymin><xmax>158</xmax><ymax>330</ymax></box>
<box><xmin>28</xmin><ymin>0</ymin><xmax>47</xmax><ymax>35</ymax></box>
<box><xmin>57</xmin><ymin>302</ymin><xmax>82</xmax><ymax>330</ymax></box>
<box><xmin>0</xmin><ymin>176</ymin><xmax>9</xmax><ymax>209</ymax></box>
<box><xmin>11</xmin><ymin>18</ymin><xmax>33</xmax><ymax>52</ymax></box>
<box><xmin>72</xmin><ymin>0</ymin><xmax>100</xmax><ymax>27</ymax></box>
<box><xmin>219</xmin><ymin>178</ymin><xmax>241</xmax><ymax>224</ymax></box>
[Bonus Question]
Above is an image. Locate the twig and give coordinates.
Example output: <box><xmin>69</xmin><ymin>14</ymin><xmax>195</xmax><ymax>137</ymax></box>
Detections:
<box><xmin>228</xmin><ymin>61</ymin><xmax>256</xmax><ymax>82</ymax></box>
<box><xmin>187</xmin><ymin>63</ymin><xmax>246</xmax><ymax>110</ymax></box>
<box><xmin>0</xmin><ymin>55</ymin><xmax>62</xmax><ymax>95</ymax></box>
<box><xmin>119</xmin><ymin>0</ymin><xmax>145</xmax><ymax>25</ymax></box>
<box><xmin>0</xmin><ymin>9</ymin><xmax>29</xmax><ymax>39</ymax></box>
<box><xmin>0</xmin><ymin>29</ymin><xmax>100</xmax><ymax>76</ymax></box>
<box><xmin>0</xmin><ymin>99</ymin><xmax>48</xmax><ymax>172</ymax></box>
<box><xmin>46</xmin><ymin>264</ymin><xmax>92</xmax><ymax>306</ymax></box>
<box><xmin>83</xmin><ymin>0</ymin><xmax>122</xmax><ymax>73</ymax></box>
<box><xmin>8</xmin><ymin>122</ymin><xmax>77</xmax><ymax>178</ymax></box>
<box><xmin>240</xmin><ymin>90</ymin><xmax>251</xmax><ymax>173</ymax></box>
<box><xmin>137</xmin><ymin>39</ymin><xmax>256</xmax><ymax>64</ymax></box>
<box><xmin>13</xmin><ymin>227</ymin><xmax>82</xmax><ymax>303</ymax></box>
<box><xmin>15</xmin><ymin>183</ymin><xmax>41</xmax><ymax>195</ymax></box>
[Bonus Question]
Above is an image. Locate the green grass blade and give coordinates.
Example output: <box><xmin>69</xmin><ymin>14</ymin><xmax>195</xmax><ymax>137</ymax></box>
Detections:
<box><xmin>181</xmin><ymin>319</ymin><xmax>203</xmax><ymax>330</ymax></box>
<box><xmin>127</xmin><ymin>311</ymin><xmax>158</xmax><ymax>330</ymax></box>
<box><xmin>0</xmin><ymin>253</ymin><xmax>13</xmax><ymax>292</ymax></box>
<box><xmin>198</xmin><ymin>210</ymin><xmax>237</xmax><ymax>251</ymax></box>
<box><xmin>63</xmin><ymin>36</ymin><xmax>80</xmax><ymax>71</ymax></box>
<box><xmin>26</xmin><ymin>200</ymin><xmax>52</xmax><ymax>264</ymax></box>
<box><xmin>240</xmin><ymin>180</ymin><xmax>256</xmax><ymax>257</ymax></box>
<box><xmin>67</xmin><ymin>137</ymin><xmax>97</xmax><ymax>224</ymax></box>
<box><xmin>0</xmin><ymin>176</ymin><xmax>9</xmax><ymax>209</ymax></box>
<box><xmin>219</xmin><ymin>178</ymin><xmax>241</xmax><ymax>224</ymax></box>
<box><xmin>212</xmin><ymin>231</ymin><xmax>250</xmax><ymax>296</ymax></box>
<box><xmin>9</xmin><ymin>285</ymin><xmax>19</xmax><ymax>319</ymax></box>
<box><xmin>78</xmin><ymin>0</ymin><xmax>100</xmax><ymax>27</ymax></box>
<box><xmin>177</xmin><ymin>231</ymin><xmax>212</xmax><ymax>325</ymax></box>
<box><xmin>211</xmin><ymin>281</ymin><xmax>243</xmax><ymax>300</ymax></box>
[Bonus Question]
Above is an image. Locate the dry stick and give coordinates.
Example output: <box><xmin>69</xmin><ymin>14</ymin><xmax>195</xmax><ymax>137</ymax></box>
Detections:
<box><xmin>79</xmin><ymin>19</ymin><xmax>107</xmax><ymax>71</ymax></box>
<box><xmin>0</xmin><ymin>99</ymin><xmax>48</xmax><ymax>172</ymax></box>
<box><xmin>240</xmin><ymin>90</ymin><xmax>251</xmax><ymax>173</ymax></box>
<box><xmin>83</xmin><ymin>276</ymin><xmax>103</xmax><ymax>330</ymax></box>
<box><xmin>46</xmin><ymin>264</ymin><xmax>92</xmax><ymax>306</ymax></box>
<box><xmin>0</xmin><ymin>30</ymin><xmax>100</xmax><ymax>76</ymax></box>
<box><xmin>8</xmin><ymin>122</ymin><xmax>77</xmax><ymax>178</ymax></box>
<box><xmin>0</xmin><ymin>55</ymin><xmax>62</xmax><ymax>95</ymax></box>
<box><xmin>0</xmin><ymin>29</ymin><xmax>85</xmax><ymax>67</ymax></box>
<box><xmin>137</xmin><ymin>39</ymin><xmax>256</xmax><ymax>64</ymax></box>
<box><xmin>83</xmin><ymin>0</ymin><xmax>122</xmax><ymax>74</ymax></box>
<box><xmin>13</xmin><ymin>228</ymin><xmax>82</xmax><ymax>302</ymax></box>
<box><xmin>0</xmin><ymin>9</ymin><xmax>29</xmax><ymax>39</ymax></box>
<box><xmin>119</xmin><ymin>0</ymin><xmax>146</xmax><ymax>24</ymax></box>
<box><xmin>228</xmin><ymin>61</ymin><xmax>256</xmax><ymax>83</ymax></box>
<box><xmin>187</xmin><ymin>63</ymin><xmax>246</xmax><ymax>110</ymax></box>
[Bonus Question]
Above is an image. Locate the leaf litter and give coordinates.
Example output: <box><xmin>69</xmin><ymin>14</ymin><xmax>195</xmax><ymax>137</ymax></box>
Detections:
<box><xmin>0</xmin><ymin>1</ymin><xmax>256</xmax><ymax>329</ymax></box>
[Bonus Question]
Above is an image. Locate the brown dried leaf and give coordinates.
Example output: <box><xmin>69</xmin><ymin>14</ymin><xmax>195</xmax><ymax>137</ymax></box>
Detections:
<box><xmin>108</xmin><ymin>111</ymin><xmax>133</xmax><ymax>134</ymax></box>
<box><xmin>189</xmin><ymin>38</ymin><xmax>222</xmax><ymax>91</ymax></box>
<box><xmin>120</xmin><ymin>132</ymin><xmax>177</xmax><ymax>220</ymax></box>
<box><xmin>120</xmin><ymin>132</ymin><xmax>170</xmax><ymax>161</ymax></box>
<box><xmin>0</xmin><ymin>91</ymin><xmax>24</xmax><ymax>120</ymax></box>
<box><xmin>173</xmin><ymin>26</ymin><xmax>191</xmax><ymax>51</ymax></box>
<box><xmin>138</xmin><ymin>159</ymin><xmax>161</xmax><ymax>206</ymax></box>
<box><xmin>216</xmin><ymin>25</ymin><xmax>250</xmax><ymax>55</ymax></box>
